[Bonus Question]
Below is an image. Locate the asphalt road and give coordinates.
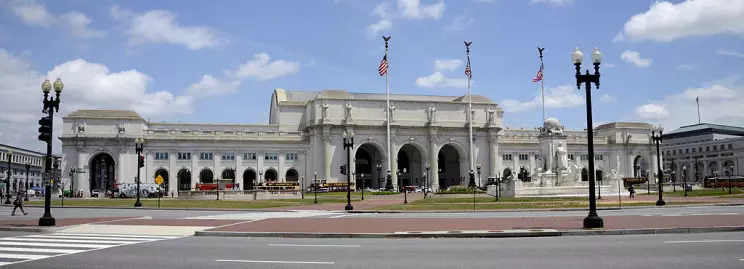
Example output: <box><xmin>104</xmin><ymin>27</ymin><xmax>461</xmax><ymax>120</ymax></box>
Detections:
<box><xmin>1</xmin><ymin>231</ymin><xmax>742</xmax><ymax>269</ymax></box>
<box><xmin>1</xmin><ymin>204</ymin><xmax>743</xmax><ymax>221</ymax></box>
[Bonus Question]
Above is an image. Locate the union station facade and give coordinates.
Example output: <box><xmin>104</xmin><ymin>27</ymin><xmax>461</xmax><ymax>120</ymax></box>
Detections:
<box><xmin>59</xmin><ymin>89</ymin><xmax>661</xmax><ymax>196</ymax></box>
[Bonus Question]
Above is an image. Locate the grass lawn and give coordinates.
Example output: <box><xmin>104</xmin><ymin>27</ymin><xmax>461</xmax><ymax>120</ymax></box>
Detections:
<box><xmin>26</xmin><ymin>198</ymin><xmax>321</xmax><ymax>209</ymax></box>
<box><xmin>370</xmin><ymin>201</ymin><xmax>707</xmax><ymax>211</ymax></box>
<box><xmin>419</xmin><ymin>197</ymin><xmax>587</xmax><ymax>204</ymax></box>
<box><xmin>640</xmin><ymin>188</ymin><xmax>743</xmax><ymax>197</ymax></box>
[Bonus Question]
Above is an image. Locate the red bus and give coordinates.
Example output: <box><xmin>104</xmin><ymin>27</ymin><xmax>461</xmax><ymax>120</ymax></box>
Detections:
<box><xmin>703</xmin><ymin>176</ymin><xmax>744</xmax><ymax>188</ymax></box>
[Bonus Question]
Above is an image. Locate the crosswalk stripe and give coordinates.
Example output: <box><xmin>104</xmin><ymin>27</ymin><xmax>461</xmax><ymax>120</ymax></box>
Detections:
<box><xmin>57</xmin><ymin>233</ymin><xmax>178</xmax><ymax>239</ymax></box>
<box><xmin>0</xmin><ymin>247</ymin><xmax>80</xmax><ymax>254</ymax></box>
<box><xmin>0</xmin><ymin>253</ymin><xmax>51</xmax><ymax>260</ymax></box>
<box><xmin>0</xmin><ymin>241</ymin><xmax>111</xmax><ymax>248</ymax></box>
<box><xmin>23</xmin><ymin>235</ymin><xmax>153</xmax><ymax>242</ymax></box>
<box><xmin>0</xmin><ymin>262</ymin><xmax>10</xmax><ymax>266</ymax></box>
<box><xmin>0</xmin><ymin>238</ymin><xmax>141</xmax><ymax>244</ymax></box>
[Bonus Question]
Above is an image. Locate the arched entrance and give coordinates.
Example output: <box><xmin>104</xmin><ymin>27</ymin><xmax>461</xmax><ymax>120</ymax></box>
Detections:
<box><xmin>355</xmin><ymin>143</ymin><xmax>384</xmax><ymax>190</ymax></box>
<box><xmin>243</xmin><ymin>169</ymin><xmax>256</xmax><ymax>190</ymax></box>
<box><xmin>285</xmin><ymin>169</ymin><xmax>299</xmax><ymax>182</ymax></box>
<box><xmin>581</xmin><ymin>168</ymin><xmax>588</xmax><ymax>181</ymax></box>
<box><xmin>177</xmin><ymin>169</ymin><xmax>191</xmax><ymax>191</ymax></box>
<box><xmin>199</xmin><ymin>169</ymin><xmax>214</xmax><ymax>184</ymax></box>
<box><xmin>154</xmin><ymin>169</ymin><xmax>169</xmax><ymax>192</ymax></box>
<box><xmin>397</xmin><ymin>144</ymin><xmax>423</xmax><ymax>191</ymax></box>
<box><xmin>89</xmin><ymin>153</ymin><xmax>116</xmax><ymax>194</ymax></box>
<box><xmin>633</xmin><ymin>156</ymin><xmax>647</xmax><ymax>178</ymax></box>
<box><xmin>438</xmin><ymin>144</ymin><xmax>462</xmax><ymax>189</ymax></box>
<box><xmin>221</xmin><ymin>168</ymin><xmax>236</xmax><ymax>184</ymax></box>
<box><xmin>264</xmin><ymin>169</ymin><xmax>277</xmax><ymax>182</ymax></box>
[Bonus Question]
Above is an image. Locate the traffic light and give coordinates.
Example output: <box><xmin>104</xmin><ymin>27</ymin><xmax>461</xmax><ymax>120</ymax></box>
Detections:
<box><xmin>138</xmin><ymin>155</ymin><xmax>145</xmax><ymax>168</ymax></box>
<box><xmin>340</xmin><ymin>165</ymin><xmax>347</xmax><ymax>175</ymax></box>
<box><xmin>38</xmin><ymin>116</ymin><xmax>52</xmax><ymax>142</ymax></box>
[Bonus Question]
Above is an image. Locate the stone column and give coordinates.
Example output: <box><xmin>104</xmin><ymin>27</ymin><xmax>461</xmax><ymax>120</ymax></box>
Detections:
<box><xmin>323</xmin><ymin>126</ymin><xmax>332</xmax><ymax>181</ymax></box>
<box><xmin>391</xmin><ymin>141</ymin><xmax>398</xmax><ymax>190</ymax></box>
<box><xmin>146</xmin><ymin>151</ymin><xmax>154</xmax><ymax>184</ymax></box>
<box><xmin>117</xmin><ymin>151</ymin><xmax>126</xmax><ymax>184</ymax></box>
<box><xmin>488</xmin><ymin>133</ymin><xmax>499</xmax><ymax>178</ymax></box>
<box><xmin>529</xmin><ymin>153</ymin><xmax>536</xmax><ymax>174</ymax></box>
<box><xmin>169</xmin><ymin>151</ymin><xmax>177</xmax><ymax>196</ymax></box>
<box><xmin>77</xmin><ymin>150</ymin><xmax>88</xmax><ymax>196</ymax></box>
<box><xmin>429</xmin><ymin>128</ymin><xmax>440</xmax><ymax>191</ymax></box>
<box><xmin>236</xmin><ymin>153</ymin><xmax>244</xmax><ymax>191</ymax></box>
<box><xmin>214</xmin><ymin>153</ymin><xmax>222</xmax><ymax>181</ymax></box>
<box><xmin>278</xmin><ymin>152</ymin><xmax>286</xmax><ymax>183</ymax></box>
<box><xmin>513</xmin><ymin>152</ymin><xmax>518</xmax><ymax>171</ymax></box>
<box><xmin>190</xmin><ymin>152</ymin><xmax>198</xmax><ymax>189</ymax></box>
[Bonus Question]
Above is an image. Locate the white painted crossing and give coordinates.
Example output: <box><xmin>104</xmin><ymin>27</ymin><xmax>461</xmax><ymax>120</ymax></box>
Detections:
<box><xmin>0</xmin><ymin>233</ymin><xmax>178</xmax><ymax>267</ymax></box>
<box><xmin>184</xmin><ymin>210</ymin><xmax>345</xmax><ymax>220</ymax></box>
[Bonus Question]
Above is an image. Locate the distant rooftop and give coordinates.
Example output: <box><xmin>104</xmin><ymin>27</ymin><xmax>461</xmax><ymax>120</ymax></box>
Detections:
<box><xmin>274</xmin><ymin>89</ymin><xmax>494</xmax><ymax>105</ymax></box>
<box><xmin>663</xmin><ymin>123</ymin><xmax>744</xmax><ymax>139</ymax></box>
<box><xmin>64</xmin><ymin>110</ymin><xmax>144</xmax><ymax>120</ymax></box>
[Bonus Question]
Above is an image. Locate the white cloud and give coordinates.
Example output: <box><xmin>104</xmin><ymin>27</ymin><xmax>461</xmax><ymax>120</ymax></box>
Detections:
<box><xmin>716</xmin><ymin>49</ymin><xmax>744</xmax><ymax>58</ymax></box>
<box><xmin>445</xmin><ymin>11</ymin><xmax>474</xmax><ymax>31</ymax></box>
<box><xmin>635</xmin><ymin>104</ymin><xmax>669</xmax><ymax>120</ymax></box>
<box><xmin>367</xmin><ymin>19</ymin><xmax>392</xmax><ymax>37</ymax></box>
<box><xmin>633</xmin><ymin>78</ymin><xmax>744</xmax><ymax>128</ymax></box>
<box><xmin>110</xmin><ymin>6</ymin><xmax>221</xmax><ymax>50</ymax></box>
<box><xmin>621</xmin><ymin>50</ymin><xmax>652</xmax><ymax>68</ymax></box>
<box><xmin>9</xmin><ymin>0</ymin><xmax>106</xmax><ymax>38</ymax></box>
<box><xmin>599</xmin><ymin>94</ymin><xmax>617</xmax><ymax>102</ymax></box>
<box><xmin>500</xmin><ymin>85</ymin><xmax>584</xmax><ymax>112</ymax></box>
<box><xmin>603</xmin><ymin>63</ymin><xmax>617</xmax><ymax>68</ymax></box>
<box><xmin>60</xmin><ymin>12</ymin><xmax>108</xmax><ymax>38</ymax></box>
<box><xmin>230</xmin><ymin>53</ymin><xmax>301</xmax><ymax>81</ymax></box>
<box><xmin>185</xmin><ymin>75</ymin><xmax>241</xmax><ymax>98</ymax></box>
<box><xmin>614</xmin><ymin>0</ymin><xmax>744</xmax><ymax>42</ymax></box>
<box><xmin>9</xmin><ymin>0</ymin><xmax>56</xmax><ymax>27</ymax></box>
<box><xmin>676</xmin><ymin>64</ymin><xmax>694</xmax><ymax>71</ymax></box>
<box><xmin>0</xmin><ymin>49</ymin><xmax>194</xmax><ymax>151</ymax></box>
<box><xmin>398</xmin><ymin>0</ymin><xmax>445</xmax><ymax>20</ymax></box>
<box><xmin>434</xmin><ymin>59</ymin><xmax>463</xmax><ymax>71</ymax></box>
<box><xmin>415</xmin><ymin>72</ymin><xmax>468</xmax><ymax>88</ymax></box>
<box><xmin>530</xmin><ymin>0</ymin><xmax>574</xmax><ymax>5</ymax></box>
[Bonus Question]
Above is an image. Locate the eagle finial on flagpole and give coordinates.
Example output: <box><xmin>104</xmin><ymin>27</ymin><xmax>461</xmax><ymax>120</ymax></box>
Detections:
<box><xmin>538</xmin><ymin>47</ymin><xmax>545</xmax><ymax>59</ymax></box>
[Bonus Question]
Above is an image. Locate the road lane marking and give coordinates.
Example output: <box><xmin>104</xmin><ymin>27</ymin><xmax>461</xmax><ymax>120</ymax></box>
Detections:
<box><xmin>0</xmin><ymin>253</ymin><xmax>51</xmax><ymax>260</ymax></box>
<box><xmin>329</xmin><ymin>214</ymin><xmax>350</xmax><ymax>218</ymax></box>
<box><xmin>55</xmin><ymin>233</ymin><xmax>179</xmax><ymax>239</ymax></box>
<box><xmin>217</xmin><ymin>259</ymin><xmax>335</xmax><ymax>265</ymax></box>
<box><xmin>23</xmin><ymin>235</ymin><xmax>153</xmax><ymax>241</ymax></box>
<box><xmin>269</xmin><ymin>244</ymin><xmax>361</xmax><ymax>248</ymax></box>
<box><xmin>0</xmin><ymin>242</ymin><xmax>110</xmax><ymax>248</ymax></box>
<box><xmin>0</xmin><ymin>247</ymin><xmax>79</xmax><ymax>254</ymax></box>
<box><xmin>0</xmin><ymin>238</ymin><xmax>140</xmax><ymax>244</ymax></box>
<box><xmin>664</xmin><ymin>240</ymin><xmax>744</xmax><ymax>244</ymax></box>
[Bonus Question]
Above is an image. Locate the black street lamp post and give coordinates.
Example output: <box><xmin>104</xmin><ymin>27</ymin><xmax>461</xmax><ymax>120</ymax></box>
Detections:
<box><xmin>24</xmin><ymin>163</ymin><xmax>30</xmax><ymax>202</ymax></box>
<box><xmin>376</xmin><ymin>163</ymin><xmax>382</xmax><ymax>190</ymax></box>
<box><xmin>360</xmin><ymin>173</ymin><xmax>365</xmax><ymax>201</ymax></box>
<box><xmin>573</xmin><ymin>47</ymin><xmax>604</xmax><ymax>229</ymax></box>
<box><xmin>38</xmin><ymin>78</ymin><xmax>63</xmax><ymax>226</ymax></box>
<box><xmin>134</xmin><ymin>138</ymin><xmax>145</xmax><ymax>208</ymax></box>
<box><xmin>671</xmin><ymin>169</ymin><xmax>676</xmax><ymax>192</ymax></box>
<box><xmin>683</xmin><ymin>166</ymin><xmax>688</xmax><ymax>197</ymax></box>
<box><xmin>342</xmin><ymin>131</ymin><xmax>354</xmax><ymax>211</ymax></box>
<box><xmin>651</xmin><ymin>125</ymin><xmax>665</xmax><ymax>206</ymax></box>
<box><xmin>4</xmin><ymin>151</ymin><xmax>10</xmax><ymax>205</ymax></box>
<box><xmin>313</xmin><ymin>170</ymin><xmax>318</xmax><ymax>204</ymax></box>
<box><xmin>425</xmin><ymin>163</ymin><xmax>430</xmax><ymax>199</ymax></box>
<box><xmin>728</xmin><ymin>166</ymin><xmax>733</xmax><ymax>194</ymax></box>
<box><xmin>646</xmin><ymin>169</ymin><xmax>651</xmax><ymax>194</ymax></box>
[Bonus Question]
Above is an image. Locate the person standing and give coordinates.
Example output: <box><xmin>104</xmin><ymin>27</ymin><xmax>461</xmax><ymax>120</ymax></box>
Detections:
<box><xmin>12</xmin><ymin>192</ymin><xmax>27</xmax><ymax>216</ymax></box>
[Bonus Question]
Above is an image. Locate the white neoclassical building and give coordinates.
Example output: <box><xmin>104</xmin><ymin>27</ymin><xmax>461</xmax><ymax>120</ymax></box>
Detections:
<box><xmin>58</xmin><ymin>89</ymin><xmax>661</xmax><ymax>197</ymax></box>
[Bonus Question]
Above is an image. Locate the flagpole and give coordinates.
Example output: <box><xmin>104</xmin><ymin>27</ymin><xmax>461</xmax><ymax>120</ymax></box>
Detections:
<box><xmin>383</xmin><ymin>36</ymin><xmax>392</xmax><ymax>189</ymax></box>
<box><xmin>538</xmin><ymin>47</ymin><xmax>546</xmax><ymax>122</ymax></box>
<box><xmin>465</xmin><ymin>41</ymin><xmax>474</xmax><ymax>180</ymax></box>
<box><xmin>696</xmin><ymin>97</ymin><xmax>701</xmax><ymax>124</ymax></box>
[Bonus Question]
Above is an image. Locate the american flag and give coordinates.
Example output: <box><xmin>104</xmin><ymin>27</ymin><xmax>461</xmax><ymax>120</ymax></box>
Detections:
<box><xmin>378</xmin><ymin>55</ymin><xmax>388</xmax><ymax>76</ymax></box>
<box><xmin>464</xmin><ymin>56</ymin><xmax>472</xmax><ymax>79</ymax></box>
<box><xmin>532</xmin><ymin>62</ymin><xmax>543</xmax><ymax>82</ymax></box>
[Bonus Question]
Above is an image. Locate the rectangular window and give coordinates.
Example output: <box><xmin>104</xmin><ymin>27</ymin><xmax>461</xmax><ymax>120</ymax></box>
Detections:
<box><xmin>199</xmin><ymin>152</ymin><xmax>213</xmax><ymax>160</ymax></box>
<box><xmin>568</xmin><ymin>154</ymin><xmax>575</xmax><ymax>161</ymax></box>
<box><xmin>155</xmin><ymin>152</ymin><xmax>169</xmax><ymax>160</ymax></box>
<box><xmin>581</xmin><ymin>154</ymin><xmax>588</xmax><ymax>161</ymax></box>
<box><xmin>286</xmin><ymin>152</ymin><xmax>298</xmax><ymax>161</ymax></box>
<box><xmin>177</xmin><ymin>152</ymin><xmax>191</xmax><ymax>160</ymax></box>
<box><xmin>502</xmin><ymin>154</ymin><xmax>512</xmax><ymax>161</ymax></box>
<box><xmin>692</xmin><ymin>148</ymin><xmax>696</xmax><ymax>153</ymax></box>
<box><xmin>221</xmin><ymin>152</ymin><xmax>235</xmax><ymax>160</ymax></box>
<box><xmin>264</xmin><ymin>153</ymin><xmax>278</xmax><ymax>161</ymax></box>
<box><xmin>519</xmin><ymin>154</ymin><xmax>528</xmax><ymax>160</ymax></box>
<box><xmin>243</xmin><ymin>152</ymin><xmax>257</xmax><ymax>160</ymax></box>
<box><xmin>713</xmin><ymin>145</ymin><xmax>717</xmax><ymax>151</ymax></box>
<box><xmin>706</xmin><ymin>146</ymin><xmax>709</xmax><ymax>152</ymax></box>
<box><xmin>729</xmin><ymin>144</ymin><xmax>733</xmax><ymax>149</ymax></box>
<box><xmin>685</xmin><ymin>148</ymin><xmax>689</xmax><ymax>154</ymax></box>
<box><xmin>595</xmin><ymin>155</ymin><xmax>603</xmax><ymax>161</ymax></box>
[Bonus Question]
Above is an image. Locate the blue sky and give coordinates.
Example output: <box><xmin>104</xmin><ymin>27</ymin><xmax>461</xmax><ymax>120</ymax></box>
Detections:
<box><xmin>1</xmin><ymin>0</ymin><xmax>743</xmax><ymax>151</ymax></box>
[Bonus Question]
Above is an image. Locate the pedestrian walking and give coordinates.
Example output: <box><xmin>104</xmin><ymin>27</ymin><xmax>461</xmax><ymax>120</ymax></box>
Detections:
<box><xmin>628</xmin><ymin>184</ymin><xmax>636</xmax><ymax>199</ymax></box>
<box><xmin>12</xmin><ymin>193</ymin><xmax>27</xmax><ymax>216</ymax></box>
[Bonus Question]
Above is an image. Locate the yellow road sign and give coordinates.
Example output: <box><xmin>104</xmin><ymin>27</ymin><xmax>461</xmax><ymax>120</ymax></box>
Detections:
<box><xmin>155</xmin><ymin>175</ymin><xmax>164</xmax><ymax>185</ymax></box>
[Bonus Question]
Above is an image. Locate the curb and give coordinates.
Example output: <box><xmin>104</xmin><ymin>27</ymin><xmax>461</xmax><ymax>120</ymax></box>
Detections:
<box><xmin>0</xmin><ymin>226</ymin><xmax>70</xmax><ymax>233</ymax></box>
<box><xmin>17</xmin><ymin>202</ymin><xmax>744</xmax><ymax>214</ymax></box>
<box><xmin>194</xmin><ymin>226</ymin><xmax>744</xmax><ymax>239</ymax></box>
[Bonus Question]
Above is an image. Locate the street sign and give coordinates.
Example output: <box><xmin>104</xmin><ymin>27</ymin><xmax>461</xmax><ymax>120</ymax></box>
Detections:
<box><xmin>154</xmin><ymin>175</ymin><xmax>164</xmax><ymax>185</ymax></box>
